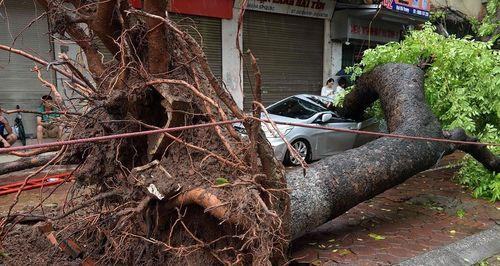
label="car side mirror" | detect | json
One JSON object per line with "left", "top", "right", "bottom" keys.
{"left": 321, "top": 113, "right": 333, "bottom": 123}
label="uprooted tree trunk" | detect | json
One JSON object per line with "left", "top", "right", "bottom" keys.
{"left": 0, "top": 1, "right": 498, "bottom": 265}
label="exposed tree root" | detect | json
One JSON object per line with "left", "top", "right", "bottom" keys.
{"left": 0, "top": 2, "right": 497, "bottom": 265}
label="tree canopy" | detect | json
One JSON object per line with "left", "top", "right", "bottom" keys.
{"left": 347, "top": 24, "right": 500, "bottom": 200}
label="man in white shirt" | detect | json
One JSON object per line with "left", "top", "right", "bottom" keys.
{"left": 321, "top": 78, "right": 335, "bottom": 99}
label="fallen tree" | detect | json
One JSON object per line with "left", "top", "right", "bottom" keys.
{"left": 0, "top": 1, "right": 498, "bottom": 265}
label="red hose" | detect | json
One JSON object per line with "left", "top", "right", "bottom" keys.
{"left": 0, "top": 173, "right": 72, "bottom": 196}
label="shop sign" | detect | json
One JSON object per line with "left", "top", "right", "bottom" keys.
{"left": 170, "top": 0, "right": 233, "bottom": 19}
{"left": 128, "top": 0, "right": 234, "bottom": 19}
{"left": 383, "top": 0, "right": 430, "bottom": 18}
{"left": 348, "top": 18, "right": 401, "bottom": 43}
{"left": 241, "top": 0, "right": 336, "bottom": 19}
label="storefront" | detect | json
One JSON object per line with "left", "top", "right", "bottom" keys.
{"left": 240, "top": 0, "right": 336, "bottom": 109}
{"left": 330, "top": 2, "right": 428, "bottom": 79}
{"left": 0, "top": 0, "right": 54, "bottom": 136}
{"left": 167, "top": 0, "right": 232, "bottom": 78}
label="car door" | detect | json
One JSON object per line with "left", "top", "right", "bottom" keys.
{"left": 314, "top": 112, "right": 359, "bottom": 157}
{"left": 353, "top": 117, "right": 383, "bottom": 148}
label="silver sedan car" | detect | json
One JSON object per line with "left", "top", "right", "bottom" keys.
{"left": 235, "top": 94, "right": 383, "bottom": 165}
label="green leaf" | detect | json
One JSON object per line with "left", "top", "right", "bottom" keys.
{"left": 214, "top": 177, "right": 230, "bottom": 186}
{"left": 456, "top": 209, "right": 466, "bottom": 219}
{"left": 338, "top": 249, "right": 352, "bottom": 256}
{"left": 368, "top": 233, "right": 386, "bottom": 240}
{"left": 311, "top": 259, "right": 322, "bottom": 266}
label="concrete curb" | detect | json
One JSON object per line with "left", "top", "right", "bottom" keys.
{"left": 399, "top": 225, "right": 500, "bottom": 266}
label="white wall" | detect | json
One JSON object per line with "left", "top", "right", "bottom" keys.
{"left": 432, "top": 0, "right": 483, "bottom": 18}
{"left": 323, "top": 19, "right": 333, "bottom": 82}
{"left": 331, "top": 42, "right": 342, "bottom": 79}
{"left": 221, "top": 7, "right": 244, "bottom": 110}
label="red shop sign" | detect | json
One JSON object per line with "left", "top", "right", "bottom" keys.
{"left": 129, "top": 0, "right": 234, "bottom": 19}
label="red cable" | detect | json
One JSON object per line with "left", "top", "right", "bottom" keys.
{"left": 260, "top": 119, "right": 500, "bottom": 147}
{"left": 0, "top": 119, "right": 243, "bottom": 154}
{"left": 0, "top": 118, "right": 498, "bottom": 155}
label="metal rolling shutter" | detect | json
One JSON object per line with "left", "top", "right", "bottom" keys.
{"left": 171, "top": 14, "right": 222, "bottom": 78}
{"left": 0, "top": 0, "right": 54, "bottom": 136}
{"left": 243, "top": 11, "right": 324, "bottom": 109}
{"left": 95, "top": 40, "right": 115, "bottom": 62}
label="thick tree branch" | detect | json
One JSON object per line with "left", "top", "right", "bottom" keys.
{"left": 64, "top": 24, "right": 106, "bottom": 78}
{"left": 36, "top": 0, "right": 106, "bottom": 78}
{"left": 91, "top": 0, "right": 121, "bottom": 57}
{"left": 143, "top": 0, "right": 169, "bottom": 75}
{"left": 444, "top": 128, "right": 500, "bottom": 172}
{"left": 287, "top": 63, "right": 450, "bottom": 238}
{"left": 0, "top": 154, "right": 55, "bottom": 176}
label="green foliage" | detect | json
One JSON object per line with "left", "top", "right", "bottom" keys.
{"left": 347, "top": 24, "right": 500, "bottom": 201}
{"left": 458, "top": 125, "right": 500, "bottom": 201}
{"left": 472, "top": 0, "right": 500, "bottom": 41}
{"left": 429, "top": 9, "right": 446, "bottom": 23}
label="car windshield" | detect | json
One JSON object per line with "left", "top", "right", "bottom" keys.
{"left": 267, "top": 96, "right": 327, "bottom": 119}
{"left": 304, "top": 95, "right": 331, "bottom": 110}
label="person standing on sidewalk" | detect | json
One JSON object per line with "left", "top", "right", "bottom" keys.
{"left": 0, "top": 106, "right": 18, "bottom": 148}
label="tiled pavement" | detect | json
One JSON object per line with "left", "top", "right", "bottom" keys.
{"left": 291, "top": 154, "right": 500, "bottom": 265}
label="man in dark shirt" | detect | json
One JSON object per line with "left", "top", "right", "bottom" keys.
{"left": 0, "top": 106, "right": 17, "bottom": 148}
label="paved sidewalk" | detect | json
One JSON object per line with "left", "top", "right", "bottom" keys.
{"left": 399, "top": 225, "right": 500, "bottom": 266}
{"left": 0, "top": 138, "right": 56, "bottom": 164}
{"left": 291, "top": 154, "right": 500, "bottom": 265}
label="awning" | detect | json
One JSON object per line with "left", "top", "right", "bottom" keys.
{"left": 331, "top": 4, "right": 428, "bottom": 43}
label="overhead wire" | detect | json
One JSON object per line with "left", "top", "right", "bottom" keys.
{"left": 1, "top": 118, "right": 499, "bottom": 155}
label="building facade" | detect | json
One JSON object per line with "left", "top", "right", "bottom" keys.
{"left": 0, "top": 0, "right": 54, "bottom": 136}
{"left": 0, "top": 0, "right": 430, "bottom": 136}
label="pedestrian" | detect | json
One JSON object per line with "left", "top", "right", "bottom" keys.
{"left": 321, "top": 78, "right": 335, "bottom": 100}
{"left": 333, "top": 77, "right": 347, "bottom": 99}
{"left": 36, "top": 95, "right": 62, "bottom": 144}
{"left": 0, "top": 106, "right": 18, "bottom": 148}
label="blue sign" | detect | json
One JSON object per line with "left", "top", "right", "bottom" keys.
{"left": 383, "top": 0, "right": 430, "bottom": 18}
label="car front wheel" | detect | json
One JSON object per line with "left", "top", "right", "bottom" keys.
{"left": 284, "top": 139, "right": 311, "bottom": 166}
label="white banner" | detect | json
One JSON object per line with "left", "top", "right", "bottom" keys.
{"left": 238, "top": 0, "right": 336, "bottom": 19}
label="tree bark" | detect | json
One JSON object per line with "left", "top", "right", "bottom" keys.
{"left": 92, "top": 0, "right": 121, "bottom": 57}
{"left": 91, "top": 0, "right": 121, "bottom": 55}
{"left": 286, "top": 63, "right": 451, "bottom": 238}
{"left": 143, "top": 0, "right": 169, "bottom": 75}
{"left": 444, "top": 128, "right": 500, "bottom": 172}
{"left": 0, "top": 154, "right": 54, "bottom": 176}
